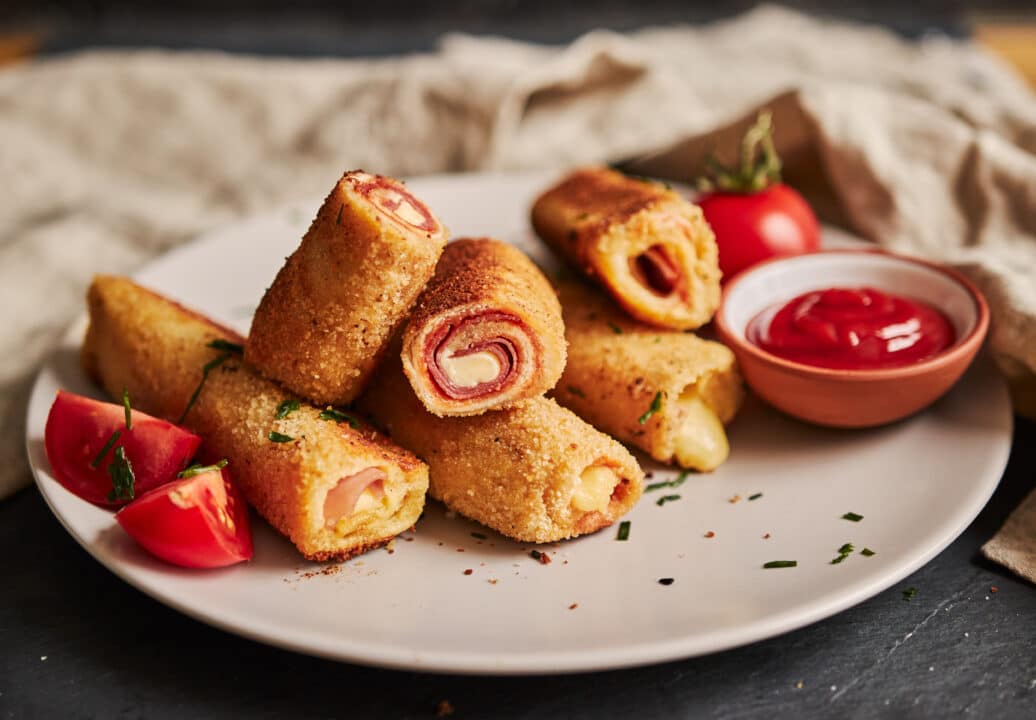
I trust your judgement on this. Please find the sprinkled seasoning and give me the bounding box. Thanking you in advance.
[638,392,664,424]
[568,603,578,610]
[275,398,300,419]
[616,521,631,541]
[566,385,586,398]
[763,560,797,569]
[463,569,473,576]
[658,578,675,586]
[645,470,689,493]
[842,512,864,522]
[861,548,876,557]
[830,543,855,564]
[206,339,244,354]
[728,494,742,504]
[319,408,359,428]
[748,493,763,501]
[470,532,487,540]
[607,322,623,334]
[903,587,918,601]
[704,531,715,538]
[656,494,681,506]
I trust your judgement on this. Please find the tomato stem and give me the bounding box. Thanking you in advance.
[697,111,782,194]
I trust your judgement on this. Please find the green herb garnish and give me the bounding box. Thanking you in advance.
[206,339,244,354]
[637,392,664,425]
[530,550,543,561]
[607,322,623,334]
[830,543,855,565]
[616,521,631,541]
[763,560,797,569]
[656,494,681,506]
[268,431,294,443]
[658,577,675,586]
[336,204,344,225]
[90,430,121,469]
[275,399,300,420]
[903,587,917,601]
[645,470,689,493]
[178,459,229,479]
[861,548,876,557]
[106,446,135,502]
[319,408,359,428]
[177,352,231,424]
[470,532,487,540]
[842,512,864,522]
[748,492,763,501]
[122,388,132,430]
[566,386,586,398]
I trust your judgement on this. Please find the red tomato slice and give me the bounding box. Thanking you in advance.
[699,183,820,280]
[44,391,202,507]
[116,467,253,569]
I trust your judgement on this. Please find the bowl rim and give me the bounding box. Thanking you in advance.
[714,248,990,381]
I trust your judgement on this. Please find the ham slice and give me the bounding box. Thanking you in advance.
[323,467,386,526]
[423,312,524,401]
[634,245,683,297]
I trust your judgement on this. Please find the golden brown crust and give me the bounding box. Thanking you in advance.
[401,238,567,416]
[358,354,644,543]
[83,274,429,562]
[553,280,744,467]
[531,167,721,330]
[245,170,447,406]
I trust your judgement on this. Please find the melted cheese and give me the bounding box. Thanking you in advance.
[673,393,729,471]
[441,350,501,388]
[571,465,618,512]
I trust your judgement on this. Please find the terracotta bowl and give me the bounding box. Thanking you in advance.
[714,250,990,428]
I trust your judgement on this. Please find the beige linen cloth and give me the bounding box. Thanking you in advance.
[2,7,1034,580]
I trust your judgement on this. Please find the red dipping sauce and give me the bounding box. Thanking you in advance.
[746,287,956,370]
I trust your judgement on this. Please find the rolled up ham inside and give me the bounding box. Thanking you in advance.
[83,275,429,562]
[531,167,721,330]
[554,281,744,472]
[402,238,566,416]
[245,170,447,406]
[358,355,644,543]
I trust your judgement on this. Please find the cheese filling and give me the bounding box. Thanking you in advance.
[440,350,502,388]
[673,392,729,472]
[571,465,619,512]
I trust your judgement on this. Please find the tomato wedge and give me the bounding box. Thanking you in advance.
[44,391,202,507]
[116,466,253,568]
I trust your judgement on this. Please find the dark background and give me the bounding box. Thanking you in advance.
[4,0,1036,56]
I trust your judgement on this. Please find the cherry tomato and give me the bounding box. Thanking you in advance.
[116,466,253,569]
[699,183,820,280]
[44,391,202,507]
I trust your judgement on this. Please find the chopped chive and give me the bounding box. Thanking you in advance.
[178,459,229,479]
[658,578,675,586]
[645,470,690,493]
[106,446,135,503]
[122,388,132,430]
[748,492,763,501]
[903,587,917,601]
[861,548,876,557]
[268,431,294,443]
[616,521,631,541]
[470,532,487,540]
[529,550,542,560]
[830,543,855,564]
[319,408,359,428]
[177,352,231,425]
[90,430,121,469]
[566,385,586,398]
[336,204,344,225]
[763,560,797,569]
[638,391,664,425]
[275,398,300,420]
[206,339,244,354]
[656,494,681,506]
[607,322,623,334]
[842,512,864,522]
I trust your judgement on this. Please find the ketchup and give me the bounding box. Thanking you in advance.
[746,287,955,370]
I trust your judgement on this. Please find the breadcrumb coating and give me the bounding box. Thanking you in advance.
[553,280,744,469]
[245,170,447,406]
[401,238,567,416]
[531,167,721,330]
[83,275,428,562]
[359,354,644,543]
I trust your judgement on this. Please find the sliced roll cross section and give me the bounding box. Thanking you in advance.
[245,170,447,407]
[554,281,744,472]
[531,166,721,330]
[358,356,644,543]
[402,238,566,416]
[83,275,429,562]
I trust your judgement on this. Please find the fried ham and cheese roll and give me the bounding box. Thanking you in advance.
[531,167,721,330]
[401,238,566,416]
[245,170,447,406]
[553,281,743,472]
[358,356,644,543]
[82,275,429,562]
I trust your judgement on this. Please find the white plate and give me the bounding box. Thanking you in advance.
[25,171,1012,675]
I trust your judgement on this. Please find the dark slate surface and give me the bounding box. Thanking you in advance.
[2,417,1034,719]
